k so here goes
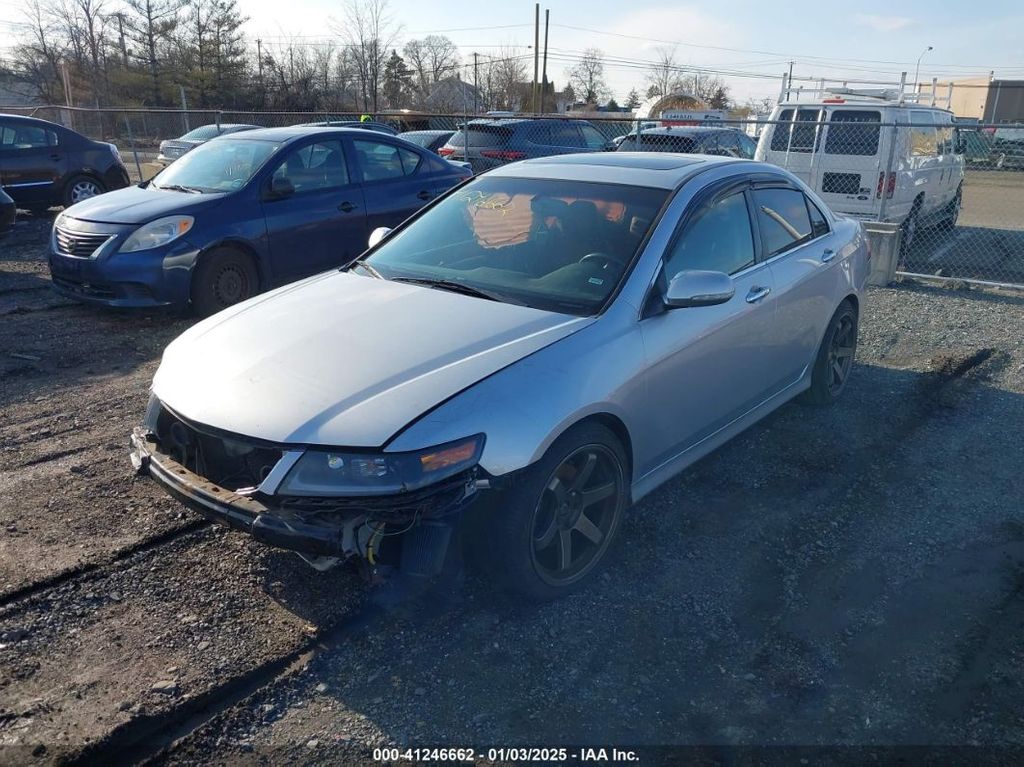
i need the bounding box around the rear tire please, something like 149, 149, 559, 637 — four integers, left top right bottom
63, 175, 105, 208
190, 247, 259, 317
900, 201, 921, 255
474, 422, 629, 602
799, 301, 858, 406
937, 186, 962, 231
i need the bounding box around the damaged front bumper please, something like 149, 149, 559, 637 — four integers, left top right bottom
129, 428, 479, 568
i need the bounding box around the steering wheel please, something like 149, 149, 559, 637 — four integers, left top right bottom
578, 252, 626, 270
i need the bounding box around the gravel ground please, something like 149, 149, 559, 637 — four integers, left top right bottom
1, 212, 1023, 764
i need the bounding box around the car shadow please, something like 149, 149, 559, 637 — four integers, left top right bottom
274, 354, 1024, 749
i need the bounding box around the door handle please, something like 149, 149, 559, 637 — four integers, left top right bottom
821, 248, 836, 262
416, 190, 432, 201
745, 285, 771, 303
338, 201, 357, 213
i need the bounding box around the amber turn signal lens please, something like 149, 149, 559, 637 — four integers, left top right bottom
419, 440, 478, 472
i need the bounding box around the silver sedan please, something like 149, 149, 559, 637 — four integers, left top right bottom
131, 153, 869, 601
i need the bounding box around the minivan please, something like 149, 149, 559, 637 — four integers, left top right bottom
755, 91, 964, 249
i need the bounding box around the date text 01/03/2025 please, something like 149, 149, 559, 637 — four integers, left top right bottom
372, 747, 640, 762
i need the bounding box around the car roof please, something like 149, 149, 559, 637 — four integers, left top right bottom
486, 152, 745, 190
466, 118, 590, 127
225, 126, 403, 143
400, 129, 452, 135
638, 126, 744, 136
0, 113, 63, 128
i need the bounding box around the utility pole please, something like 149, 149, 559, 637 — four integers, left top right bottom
532, 3, 539, 113
256, 39, 264, 106
473, 52, 479, 114
787, 60, 794, 100
541, 8, 549, 113
61, 61, 74, 130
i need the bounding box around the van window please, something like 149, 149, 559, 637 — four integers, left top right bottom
910, 111, 938, 157
770, 109, 821, 153
824, 110, 880, 156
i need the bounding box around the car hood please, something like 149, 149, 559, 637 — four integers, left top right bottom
153, 271, 592, 447
66, 184, 225, 224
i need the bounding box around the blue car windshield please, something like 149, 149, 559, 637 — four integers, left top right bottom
361, 176, 668, 315
152, 138, 279, 193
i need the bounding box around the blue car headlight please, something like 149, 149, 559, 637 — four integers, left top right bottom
119, 215, 194, 253
277, 435, 485, 497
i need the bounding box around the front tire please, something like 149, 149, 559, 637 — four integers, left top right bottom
190, 247, 259, 317
800, 301, 858, 406
477, 422, 628, 602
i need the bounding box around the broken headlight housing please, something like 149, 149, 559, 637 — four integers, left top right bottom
277, 435, 485, 497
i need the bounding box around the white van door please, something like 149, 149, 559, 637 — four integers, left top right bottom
763, 107, 824, 187
908, 110, 943, 218
814, 107, 887, 219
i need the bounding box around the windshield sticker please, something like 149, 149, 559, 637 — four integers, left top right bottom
457, 190, 512, 216
588, 277, 605, 285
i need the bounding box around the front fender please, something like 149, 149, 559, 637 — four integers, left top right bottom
385, 303, 645, 482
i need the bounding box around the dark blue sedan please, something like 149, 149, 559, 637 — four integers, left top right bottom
48, 126, 471, 314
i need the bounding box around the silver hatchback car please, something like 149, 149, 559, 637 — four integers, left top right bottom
131, 153, 869, 601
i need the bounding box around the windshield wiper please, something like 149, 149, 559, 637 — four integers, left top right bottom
390, 277, 525, 306
348, 259, 384, 279
156, 183, 204, 194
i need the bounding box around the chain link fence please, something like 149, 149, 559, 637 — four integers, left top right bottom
4, 105, 1023, 290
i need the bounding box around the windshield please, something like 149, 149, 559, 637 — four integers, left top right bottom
360, 176, 668, 315
152, 138, 279, 193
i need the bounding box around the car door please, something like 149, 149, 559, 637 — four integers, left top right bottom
354, 137, 436, 237
260, 138, 367, 285
638, 184, 777, 472
752, 185, 845, 392
0, 119, 64, 206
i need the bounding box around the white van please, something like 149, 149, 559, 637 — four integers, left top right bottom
755, 89, 965, 249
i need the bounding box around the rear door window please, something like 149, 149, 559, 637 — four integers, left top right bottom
770, 109, 822, 153
546, 122, 584, 148
753, 188, 814, 256
579, 124, 608, 149
354, 139, 420, 182
825, 110, 881, 156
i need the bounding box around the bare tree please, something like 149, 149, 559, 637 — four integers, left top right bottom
13, 0, 65, 104
680, 71, 731, 108
566, 48, 609, 105
403, 34, 459, 102
330, 0, 400, 113
644, 46, 684, 98
480, 47, 528, 112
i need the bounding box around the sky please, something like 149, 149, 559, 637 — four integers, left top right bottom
2, 0, 1023, 105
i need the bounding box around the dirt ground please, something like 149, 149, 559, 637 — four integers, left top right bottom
1, 211, 1023, 765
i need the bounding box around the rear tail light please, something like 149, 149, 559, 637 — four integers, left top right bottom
480, 150, 527, 162
438, 147, 455, 157
876, 171, 896, 199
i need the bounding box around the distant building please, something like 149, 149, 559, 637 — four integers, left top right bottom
922, 77, 1024, 123
424, 77, 483, 113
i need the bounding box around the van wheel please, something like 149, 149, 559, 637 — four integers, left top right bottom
937, 186, 962, 231
191, 247, 259, 317
799, 301, 858, 406
900, 202, 920, 255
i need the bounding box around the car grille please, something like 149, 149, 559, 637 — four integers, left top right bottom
153, 403, 284, 492
54, 227, 112, 258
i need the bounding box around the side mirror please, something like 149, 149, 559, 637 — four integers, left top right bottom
602, 140, 617, 152
266, 175, 294, 200
664, 269, 735, 308
368, 226, 392, 248
955, 138, 966, 154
